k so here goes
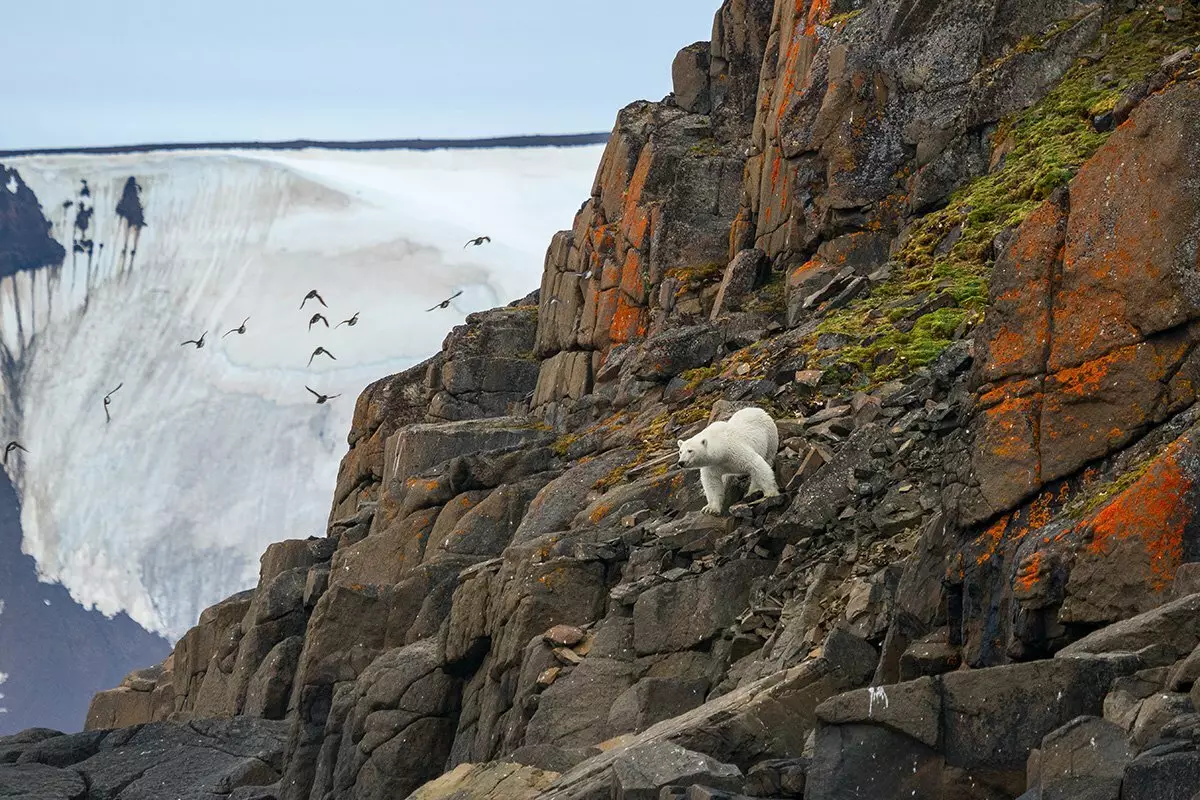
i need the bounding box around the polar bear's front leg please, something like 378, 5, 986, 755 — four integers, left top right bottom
700, 466, 727, 515
746, 452, 780, 498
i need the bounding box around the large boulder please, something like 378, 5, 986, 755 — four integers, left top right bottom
809, 656, 1130, 798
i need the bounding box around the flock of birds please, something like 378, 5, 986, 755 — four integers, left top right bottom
1, 235, 493, 468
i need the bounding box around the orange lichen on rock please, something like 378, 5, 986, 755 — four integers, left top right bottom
1014, 551, 1043, 595
1052, 345, 1136, 399
803, 0, 832, 35
619, 249, 646, 303
1082, 448, 1193, 590
609, 294, 647, 346
973, 513, 1013, 567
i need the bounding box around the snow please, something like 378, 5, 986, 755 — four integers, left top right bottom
2, 144, 603, 639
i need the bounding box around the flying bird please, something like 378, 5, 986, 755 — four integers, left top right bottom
426, 290, 464, 312
300, 290, 327, 309
464, 236, 491, 248
103, 383, 123, 424
181, 332, 207, 349
4, 441, 28, 465
308, 347, 336, 367
306, 386, 341, 404
223, 317, 250, 338
308, 313, 329, 330
336, 312, 359, 328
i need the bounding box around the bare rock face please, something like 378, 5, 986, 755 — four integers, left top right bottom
61, 3, 1200, 800
0, 718, 288, 800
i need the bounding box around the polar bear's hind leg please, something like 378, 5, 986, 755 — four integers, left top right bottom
747, 452, 780, 498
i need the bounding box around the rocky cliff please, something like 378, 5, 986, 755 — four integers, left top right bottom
6, 1, 1200, 798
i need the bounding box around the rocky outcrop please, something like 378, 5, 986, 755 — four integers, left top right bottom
0, 717, 288, 799
12, 2, 1200, 800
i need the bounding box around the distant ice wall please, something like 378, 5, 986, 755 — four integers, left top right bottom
0, 144, 602, 638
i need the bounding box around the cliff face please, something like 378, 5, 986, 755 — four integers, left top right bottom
7, 2, 1200, 799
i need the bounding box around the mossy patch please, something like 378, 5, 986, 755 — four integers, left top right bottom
591, 397, 716, 492
688, 138, 724, 157
1064, 453, 1157, 521
801, 6, 1200, 390
666, 262, 725, 295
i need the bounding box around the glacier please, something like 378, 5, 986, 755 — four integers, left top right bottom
0, 142, 604, 640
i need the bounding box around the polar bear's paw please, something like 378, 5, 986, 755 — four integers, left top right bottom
702, 503, 724, 516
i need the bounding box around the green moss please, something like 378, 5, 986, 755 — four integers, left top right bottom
552, 432, 580, 458
688, 138, 723, 157
745, 274, 787, 314
1064, 454, 1156, 520
680, 365, 720, 389
591, 398, 715, 492
825, 9, 864, 28
804, 6, 1200, 388
666, 262, 725, 295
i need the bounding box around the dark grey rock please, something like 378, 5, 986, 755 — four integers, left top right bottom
243, 636, 304, 720
611, 741, 742, 800
821, 628, 878, 688
632, 325, 724, 382
0, 763, 86, 799
1122, 747, 1200, 800
1036, 716, 1131, 800
673, 42, 712, 115
1059, 593, 1200, 660
608, 677, 711, 736
744, 758, 808, 798
526, 658, 638, 748
633, 560, 775, 655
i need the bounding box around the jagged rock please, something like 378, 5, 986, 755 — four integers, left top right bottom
811, 656, 1130, 797
510, 745, 600, 774
408, 761, 560, 800
1033, 716, 1132, 800
898, 641, 961, 681
0, 763, 86, 799
1131, 692, 1195, 749
243, 636, 303, 720
608, 677, 711, 735
545, 625, 586, 647
1122, 745, 1200, 800
1105, 668, 1172, 732
0, 729, 63, 764
711, 249, 767, 320
632, 325, 724, 381
673, 42, 712, 115
633, 559, 774, 655
13, 730, 104, 768
820, 628, 878, 688
526, 657, 639, 748
514, 451, 633, 542
743, 758, 808, 798
771, 424, 888, 541
1059, 593, 1200, 662
307, 639, 461, 800
0, 718, 288, 800
610, 742, 743, 800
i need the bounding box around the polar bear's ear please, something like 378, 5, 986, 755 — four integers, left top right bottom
676, 439, 685, 448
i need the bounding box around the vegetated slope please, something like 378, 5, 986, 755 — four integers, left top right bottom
9, 2, 1200, 800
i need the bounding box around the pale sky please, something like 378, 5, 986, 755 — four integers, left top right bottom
0, 0, 717, 150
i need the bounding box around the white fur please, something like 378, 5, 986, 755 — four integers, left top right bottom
677, 406, 780, 515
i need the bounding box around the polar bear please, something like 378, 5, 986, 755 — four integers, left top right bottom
677, 406, 780, 515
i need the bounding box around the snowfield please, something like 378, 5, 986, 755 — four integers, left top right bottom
1, 143, 603, 639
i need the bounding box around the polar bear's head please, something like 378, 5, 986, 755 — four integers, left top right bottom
677, 436, 708, 468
